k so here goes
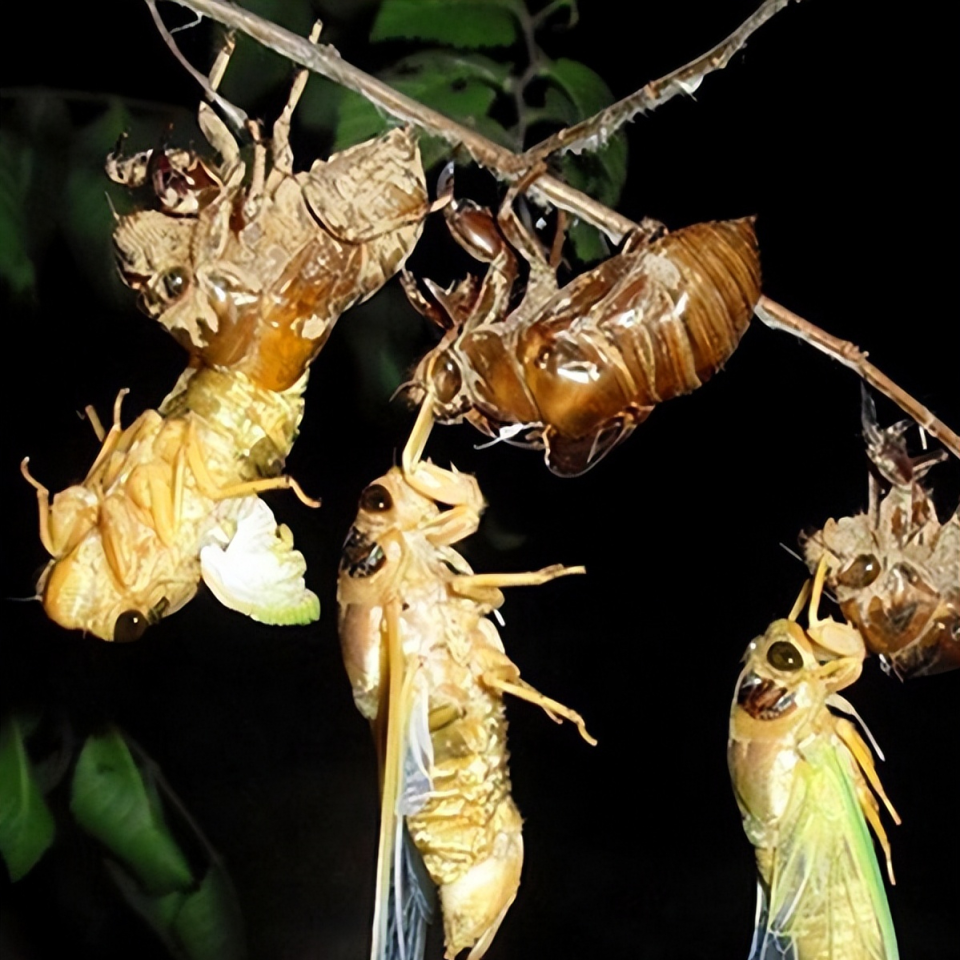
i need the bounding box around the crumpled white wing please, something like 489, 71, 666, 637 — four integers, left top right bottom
199, 496, 319, 625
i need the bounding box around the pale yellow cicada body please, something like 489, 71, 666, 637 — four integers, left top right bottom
23, 26, 430, 641
337, 452, 594, 960
728, 563, 901, 959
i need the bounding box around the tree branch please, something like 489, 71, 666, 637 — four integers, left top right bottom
154, 0, 960, 461
519, 0, 794, 165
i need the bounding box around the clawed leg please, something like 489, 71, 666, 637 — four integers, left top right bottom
20, 459, 56, 557
185, 419, 320, 507
806, 556, 866, 661
482, 672, 596, 746
834, 717, 900, 826
83, 404, 107, 443
273, 21, 323, 174
452, 564, 585, 599
85, 388, 130, 480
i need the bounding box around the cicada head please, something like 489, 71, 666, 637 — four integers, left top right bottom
38, 532, 178, 643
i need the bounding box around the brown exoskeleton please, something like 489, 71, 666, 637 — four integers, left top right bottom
337, 434, 594, 959
804, 391, 959, 678
23, 28, 431, 641
402, 169, 760, 475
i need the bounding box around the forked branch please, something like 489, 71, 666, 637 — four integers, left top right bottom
153, 0, 960, 460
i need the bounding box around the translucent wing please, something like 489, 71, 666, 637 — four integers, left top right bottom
751, 733, 898, 960
371, 600, 436, 960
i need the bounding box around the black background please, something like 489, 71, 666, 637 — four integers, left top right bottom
2, 2, 958, 958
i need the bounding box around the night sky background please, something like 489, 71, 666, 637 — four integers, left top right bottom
2, 2, 957, 958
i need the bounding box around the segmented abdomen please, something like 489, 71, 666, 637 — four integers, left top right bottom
515, 218, 760, 439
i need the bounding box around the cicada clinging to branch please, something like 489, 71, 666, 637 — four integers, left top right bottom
22, 27, 430, 641
403, 168, 760, 475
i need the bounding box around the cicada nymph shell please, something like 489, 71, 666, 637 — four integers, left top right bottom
337, 462, 593, 959
24, 33, 430, 641
728, 574, 900, 960
803, 395, 960, 678
109, 39, 428, 392
404, 177, 760, 475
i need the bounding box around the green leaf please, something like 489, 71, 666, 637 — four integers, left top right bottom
0, 131, 38, 296
372, 0, 524, 48
539, 57, 615, 118
0, 714, 56, 881
71, 728, 194, 895
107, 861, 247, 960
334, 51, 511, 154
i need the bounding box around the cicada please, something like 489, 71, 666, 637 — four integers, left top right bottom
23, 31, 430, 641
728, 562, 901, 960
403, 171, 760, 475
337, 454, 594, 959
803, 392, 959, 678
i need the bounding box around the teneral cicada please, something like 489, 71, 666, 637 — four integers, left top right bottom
403, 172, 760, 475
22, 32, 430, 641
803, 392, 960, 679
728, 563, 901, 959
337, 457, 594, 959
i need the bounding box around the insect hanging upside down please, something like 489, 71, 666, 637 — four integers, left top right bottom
23, 28, 430, 641
403, 169, 761, 475
803, 391, 960, 679
728, 562, 901, 960
337, 457, 594, 959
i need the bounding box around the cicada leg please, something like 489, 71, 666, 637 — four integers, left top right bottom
481, 671, 596, 746
806, 556, 867, 663
20, 459, 56, 558
84, 388, 131, 480
272, 20, 323, 175
451, 564, 586, 596
184, 419, 320, 507
83, 404, 107, 443
834, 716, 900, 883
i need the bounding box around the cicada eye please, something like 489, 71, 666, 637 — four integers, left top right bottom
160, 266, 190, 302
767, 640, 803, 672
837, 553, 881, 588
114, 610, 149, 642
431, 352, 463, 405
359, 484, 393, 513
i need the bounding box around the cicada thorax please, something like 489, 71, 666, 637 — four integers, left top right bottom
415, 211, 760, 474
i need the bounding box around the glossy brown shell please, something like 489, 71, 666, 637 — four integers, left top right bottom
451, 218, 760, 474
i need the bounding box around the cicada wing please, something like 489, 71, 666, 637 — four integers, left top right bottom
371, 600, 436, 960
757, 737, 899, 960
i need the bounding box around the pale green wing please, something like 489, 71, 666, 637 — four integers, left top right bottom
199, 497, 319, 625
753, 733, 898, 960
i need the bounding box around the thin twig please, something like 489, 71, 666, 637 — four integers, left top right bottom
520, 0, 793, 165
755, 298, 960, 457
155, 0, 960, 461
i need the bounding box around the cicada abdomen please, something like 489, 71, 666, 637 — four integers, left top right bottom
728, 572, 901, 959
804, 393, 959, 678
337, 464, 593, 959
406, 183, 760, 475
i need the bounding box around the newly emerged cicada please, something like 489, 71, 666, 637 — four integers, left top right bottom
337, 456, 594, 959
403, 171, 760, 475
803, 392, 959, 679
23, 30, 430, 641
728, 562, 901, 959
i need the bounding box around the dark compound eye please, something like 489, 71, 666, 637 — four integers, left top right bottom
432, 353, 463, 405
114, 610, 148, 643
160, 266, 189, 301
767, 640, 803, 672
837, 553, 881, 588
359, 484, 393, 513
